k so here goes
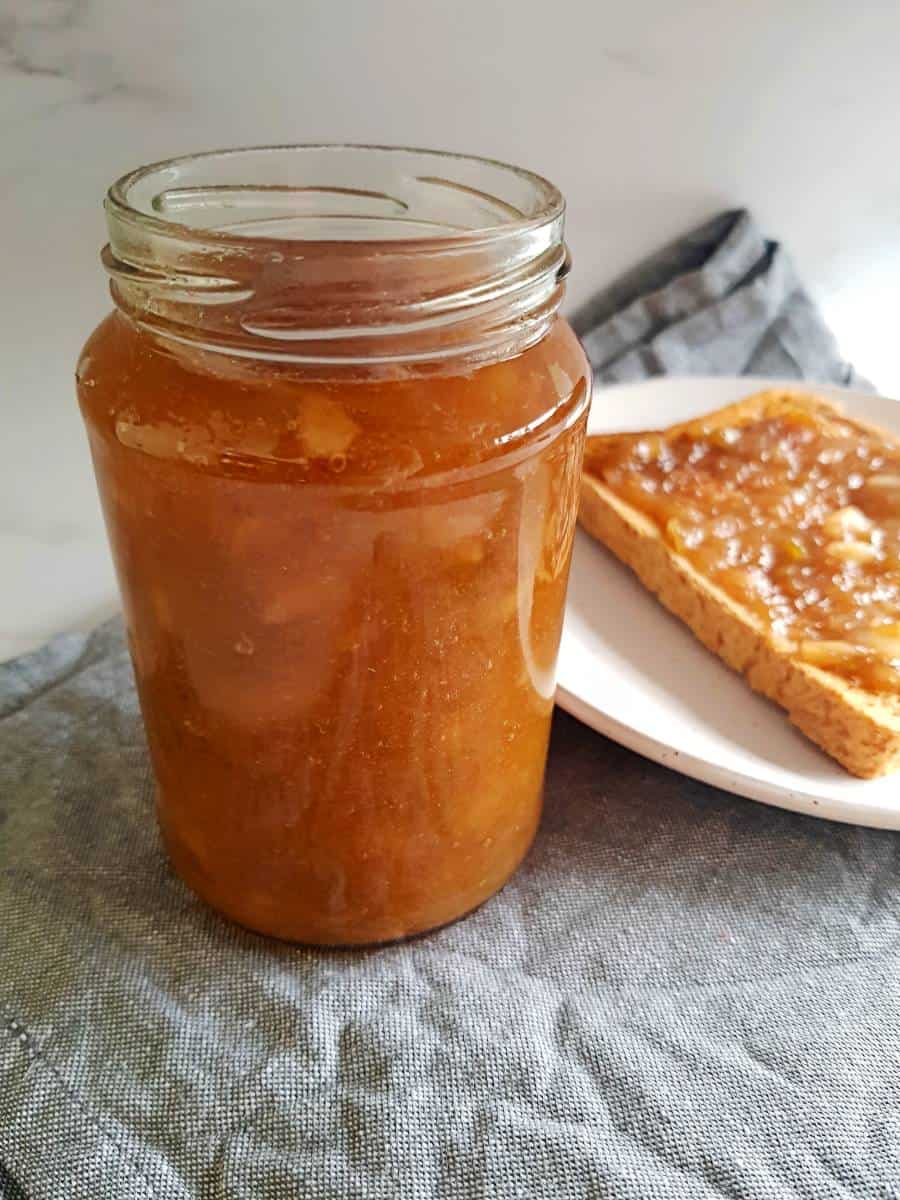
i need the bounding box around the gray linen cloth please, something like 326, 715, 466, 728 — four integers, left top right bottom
572, 209, 869, 387
3, 214, 894, 1199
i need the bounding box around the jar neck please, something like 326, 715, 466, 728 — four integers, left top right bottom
102, 145, 570, 369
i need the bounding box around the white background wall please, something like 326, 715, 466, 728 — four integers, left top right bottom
4, 0, 900, 658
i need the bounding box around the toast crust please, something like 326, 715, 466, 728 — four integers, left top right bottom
580, 389, 900, 779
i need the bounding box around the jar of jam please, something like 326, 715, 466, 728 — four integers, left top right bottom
77, 146, 590, 944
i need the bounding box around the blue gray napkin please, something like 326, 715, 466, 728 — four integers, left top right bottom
573, 208, 870, 388
2, 215, 891, 1200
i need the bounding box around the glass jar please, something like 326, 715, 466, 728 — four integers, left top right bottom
77, 146, 590, 945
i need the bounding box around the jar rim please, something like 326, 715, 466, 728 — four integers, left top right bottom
106, 143, 565, 251
102, 144, 569, 368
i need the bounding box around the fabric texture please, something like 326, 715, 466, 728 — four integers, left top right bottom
2, 211, 892, 1198
3, 622, 900, 1199
572, 209, 869, 388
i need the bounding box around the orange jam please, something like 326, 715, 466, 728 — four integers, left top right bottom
585, 395, 900, 694
77, 146, 589, 944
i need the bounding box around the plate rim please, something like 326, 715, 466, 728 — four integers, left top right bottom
556, 373, 900, 829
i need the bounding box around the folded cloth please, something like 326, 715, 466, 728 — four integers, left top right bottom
573, 209, 871, 388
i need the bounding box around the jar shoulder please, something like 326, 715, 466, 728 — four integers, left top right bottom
77, 313, 590, 484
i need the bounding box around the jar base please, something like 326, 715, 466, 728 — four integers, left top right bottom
161, 822, 538, 948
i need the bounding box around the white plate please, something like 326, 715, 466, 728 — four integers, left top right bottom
556, 375, 900, 829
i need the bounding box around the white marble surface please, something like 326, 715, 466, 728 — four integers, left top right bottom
4, 0, 900, 662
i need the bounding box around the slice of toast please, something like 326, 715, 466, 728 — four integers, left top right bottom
579, 388, 900, 778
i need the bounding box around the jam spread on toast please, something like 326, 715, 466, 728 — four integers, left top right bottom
586, 396, 900, 694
